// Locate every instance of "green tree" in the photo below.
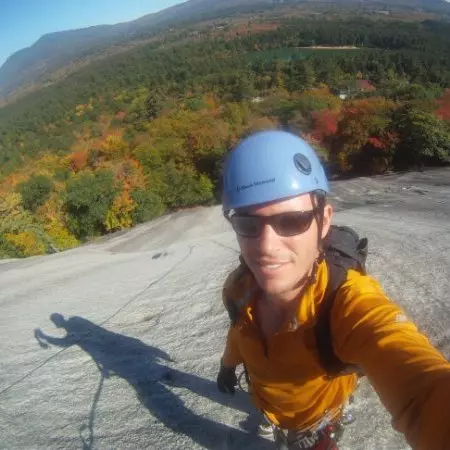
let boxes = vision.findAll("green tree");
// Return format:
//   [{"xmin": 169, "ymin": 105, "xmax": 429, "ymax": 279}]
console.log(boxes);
[
  {"xmin": 284, "ymin": 61, "xmax": 316, "ymax": 93},
  {"xmin": 64, "ymin": 170, "xmax": 119, "ymax": 239},
  {"xmin": 162, "ymin": 163, "xmax": 214, "ymax": 209},
  {"xmin": 394, "ymin": 106, "xmax": 450, "ymax": 169},
  {"xmin": 17, "ymin": 174, "xmax": 53, "ymax": 212},
  {"xmin": 146, "ymin": 90, "xmax": 166, "ymax": 119},
  {"xmin": 131, "ymin": 189, "xmax": 166, "ymax": 224},
  {"xmin": 229, "ymin": 73, "xmax": 256, "ymax": 102}
]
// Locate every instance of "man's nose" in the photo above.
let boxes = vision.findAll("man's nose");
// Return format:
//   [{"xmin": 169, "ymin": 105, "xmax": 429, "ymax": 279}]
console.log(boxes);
[{"xmin": 257, "ymin": 223, "xmax": 280, "ymax": 252}]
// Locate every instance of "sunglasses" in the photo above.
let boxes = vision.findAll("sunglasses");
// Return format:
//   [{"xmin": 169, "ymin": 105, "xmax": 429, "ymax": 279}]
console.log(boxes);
[{"xmin": 228, "ymin": 210, "xmax": 318, "ymax": 238}]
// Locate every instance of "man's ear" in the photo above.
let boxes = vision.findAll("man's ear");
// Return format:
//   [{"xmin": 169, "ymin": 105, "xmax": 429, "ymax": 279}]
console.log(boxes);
[{"xmin": 321, "ymin": 203, "xmax": 333, "ymax": 240}]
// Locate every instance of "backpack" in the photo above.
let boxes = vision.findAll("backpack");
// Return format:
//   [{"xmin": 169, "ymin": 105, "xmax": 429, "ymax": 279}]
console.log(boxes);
[
  {"xmin": 224, "ymin": 225, "xmax": 368, "ymax": 378},
  {"xmin": 317, "ymin": 225, "xmax": 368, "ymax": 376}
]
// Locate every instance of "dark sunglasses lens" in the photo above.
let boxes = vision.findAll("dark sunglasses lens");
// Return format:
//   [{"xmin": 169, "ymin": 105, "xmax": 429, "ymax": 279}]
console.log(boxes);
[
  {"xmin": 274, "ymin": 212, "xmax": 314, "ymax": 236},
  {"xmin": 231, "ymin": 215, "xmax": 261, "ymax": 237}
]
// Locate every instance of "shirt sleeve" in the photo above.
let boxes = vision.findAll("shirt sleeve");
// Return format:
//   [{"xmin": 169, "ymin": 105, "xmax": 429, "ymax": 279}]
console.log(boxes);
[
  {"xmin": 220, "ymin": 271, "xmax": 245, "ymax": 368},
  {"xmin": 221, "ymin": 325, "xmax": 244, "ymax": 368},
  {"xmin": 332, "ymin": 273, "xmax": 450, "ymax": 450}
]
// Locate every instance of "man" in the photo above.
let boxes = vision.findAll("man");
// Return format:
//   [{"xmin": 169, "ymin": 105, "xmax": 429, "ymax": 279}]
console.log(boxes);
[{"xmin": 216, "ymin": 129, "xmax": 450, "ymax": 449}]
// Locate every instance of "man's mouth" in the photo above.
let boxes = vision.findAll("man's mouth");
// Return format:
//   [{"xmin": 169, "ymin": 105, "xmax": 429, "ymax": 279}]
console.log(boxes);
[{"xmin": 257, "ymin": 260, "xmax": 289, "ymax": 274}]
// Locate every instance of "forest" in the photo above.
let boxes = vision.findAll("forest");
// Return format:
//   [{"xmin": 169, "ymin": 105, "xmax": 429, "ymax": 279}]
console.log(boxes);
[{"xmin": 1, "ymin": 16, "xmax": 450, "ymax": 258}]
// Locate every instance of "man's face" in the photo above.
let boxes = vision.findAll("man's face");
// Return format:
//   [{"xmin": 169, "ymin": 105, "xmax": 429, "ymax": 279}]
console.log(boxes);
[{"xmin": 236, "ymin": 194, "xmax": 332, "ymax": 297}]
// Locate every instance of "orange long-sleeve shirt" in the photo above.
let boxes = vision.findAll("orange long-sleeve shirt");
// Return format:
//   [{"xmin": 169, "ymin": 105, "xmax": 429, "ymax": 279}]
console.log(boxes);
[{"xmin": 221, "ymin": 260, "xmax": 450, "ymax": 449}]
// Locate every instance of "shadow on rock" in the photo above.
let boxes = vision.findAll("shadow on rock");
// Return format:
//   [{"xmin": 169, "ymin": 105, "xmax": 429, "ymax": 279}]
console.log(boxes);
[{"xmin": 34, "ymin": 314, "xmax": 271, "ymax": 450}]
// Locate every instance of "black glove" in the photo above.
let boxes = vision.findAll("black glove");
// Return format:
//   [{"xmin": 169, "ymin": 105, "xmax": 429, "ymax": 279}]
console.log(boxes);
[{"xmin": 217, "ymin": 359, "xmax": 237, "ymax": 395}]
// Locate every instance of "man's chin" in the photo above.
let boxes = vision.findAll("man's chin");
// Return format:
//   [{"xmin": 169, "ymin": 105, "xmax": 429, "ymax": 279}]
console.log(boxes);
[{"xmin": 254, "ymin": 276, "xmax": 290, "ymax": 296}]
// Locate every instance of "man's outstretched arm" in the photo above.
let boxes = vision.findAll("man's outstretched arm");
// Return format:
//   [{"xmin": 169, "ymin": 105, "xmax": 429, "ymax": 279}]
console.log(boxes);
[
  {"xmin": 34, "ymin": 328, "xmax": 73, "ymax": 348},
  {"xmin": 333, "ymin": 275, "xmax": 450, "ymax": 450}
]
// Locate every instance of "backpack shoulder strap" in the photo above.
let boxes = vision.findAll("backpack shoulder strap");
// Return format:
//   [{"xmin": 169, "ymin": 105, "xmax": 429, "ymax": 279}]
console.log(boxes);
[
  {"xmin": 223, "ymin": 259, "xmax": 254, "ymax": 326},
  {"xmin": 224, "ymin": 295, "xmax": 240, "ymax": 326},
  {"xmin": 314, "ymin": 261, "xmax": 348, "ymax": 377}
]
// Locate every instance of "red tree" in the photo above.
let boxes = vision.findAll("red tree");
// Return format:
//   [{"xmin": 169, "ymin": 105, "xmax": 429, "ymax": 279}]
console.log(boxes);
[{"xmin": 436, "ymin": 89, "xmax": 450, "ymax": 121}]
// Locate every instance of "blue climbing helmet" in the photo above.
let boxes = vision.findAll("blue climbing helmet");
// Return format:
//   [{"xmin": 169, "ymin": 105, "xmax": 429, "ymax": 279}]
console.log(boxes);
[{"xmin": 222, "ymin": 130, "xmax": 329, "ymax": 212}]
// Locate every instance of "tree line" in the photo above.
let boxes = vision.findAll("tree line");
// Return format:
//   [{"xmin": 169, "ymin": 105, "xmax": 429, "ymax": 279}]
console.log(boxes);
[{"xmin": 1, "ymin": 16, "xmax": 450, "ymax": 258}]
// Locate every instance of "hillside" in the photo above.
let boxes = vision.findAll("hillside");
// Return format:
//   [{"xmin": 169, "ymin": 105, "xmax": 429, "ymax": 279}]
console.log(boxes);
[
  {"xmin": 0, "ymin": 0, "xmax": 276, "ymax": 101},
  {"xmin": 1, "ymin": 7, "xmax": 450, "ymax": 260},
  {"xmin": 1, "ymin": 0, "xmax": 450, "ymax": 102}
]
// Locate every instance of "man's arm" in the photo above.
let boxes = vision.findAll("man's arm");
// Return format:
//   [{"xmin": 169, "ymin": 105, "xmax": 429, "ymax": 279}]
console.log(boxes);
[
  {"xmin": 333, "ymin": 274, "xmax": 450, "ymax": 449},
  {"xmin": 34, "ymin": 328, "xmax": 73, "ymax": 348},
  {"xmin": 217, "ymin": 326, "xmax": 245, "ymax": 395},
  {"xmin": 221, "ymin": 325, "xmax": 244, "ymax": 368},
  {"xmin": 220, "ymin": 268, "xmax": 246, "ymax": 368}
]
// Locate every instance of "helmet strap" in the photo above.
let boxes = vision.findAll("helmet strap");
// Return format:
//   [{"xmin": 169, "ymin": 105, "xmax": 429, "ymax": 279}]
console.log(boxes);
[{"xmin": 310, "ymin": 192, "xmax": 326, "ymax": 259}]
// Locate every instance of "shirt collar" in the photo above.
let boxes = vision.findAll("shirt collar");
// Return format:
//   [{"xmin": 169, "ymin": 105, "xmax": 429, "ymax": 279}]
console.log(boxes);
[{"xmin": 244, "ymin": 259, "xmax": 329, "ymax": 332}]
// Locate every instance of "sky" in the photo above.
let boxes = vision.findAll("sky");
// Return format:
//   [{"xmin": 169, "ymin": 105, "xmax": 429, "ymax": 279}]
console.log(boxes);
[{"xmin": 0, "ymin": 0, "xmax": 185, "ymax": 67}]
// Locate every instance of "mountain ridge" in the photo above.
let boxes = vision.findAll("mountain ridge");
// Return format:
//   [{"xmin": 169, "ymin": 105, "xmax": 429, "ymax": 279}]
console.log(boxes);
[{"xmin": 1, "ymin": 0, "xmax": 450, "ymax": 102}]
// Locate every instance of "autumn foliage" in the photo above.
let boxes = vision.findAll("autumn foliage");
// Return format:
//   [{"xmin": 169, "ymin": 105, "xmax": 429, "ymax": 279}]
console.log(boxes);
[
  {"xmin": 311, "ymin": 109, "xmax": 340, "ymax": 143},
  {"xmin": 436, "ymin": 89, "xmax": 450, "ymax": 121},
  {"xmin": 329, "ymin": 98, "xmax": 398, "ymax": 173},
  {"xmin": 68, "ymin": 151, "xmax": 88, "ymax": 172},
  {"xmin": 1, "ymin": 84, "xmax": 449, "ymax": 259}
]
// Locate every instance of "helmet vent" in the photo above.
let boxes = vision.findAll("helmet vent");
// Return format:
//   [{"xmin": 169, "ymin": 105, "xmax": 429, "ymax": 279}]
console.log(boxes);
[{"xmin": 294, "ymin": 153, "xmax": 312, "ymax": 175}]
